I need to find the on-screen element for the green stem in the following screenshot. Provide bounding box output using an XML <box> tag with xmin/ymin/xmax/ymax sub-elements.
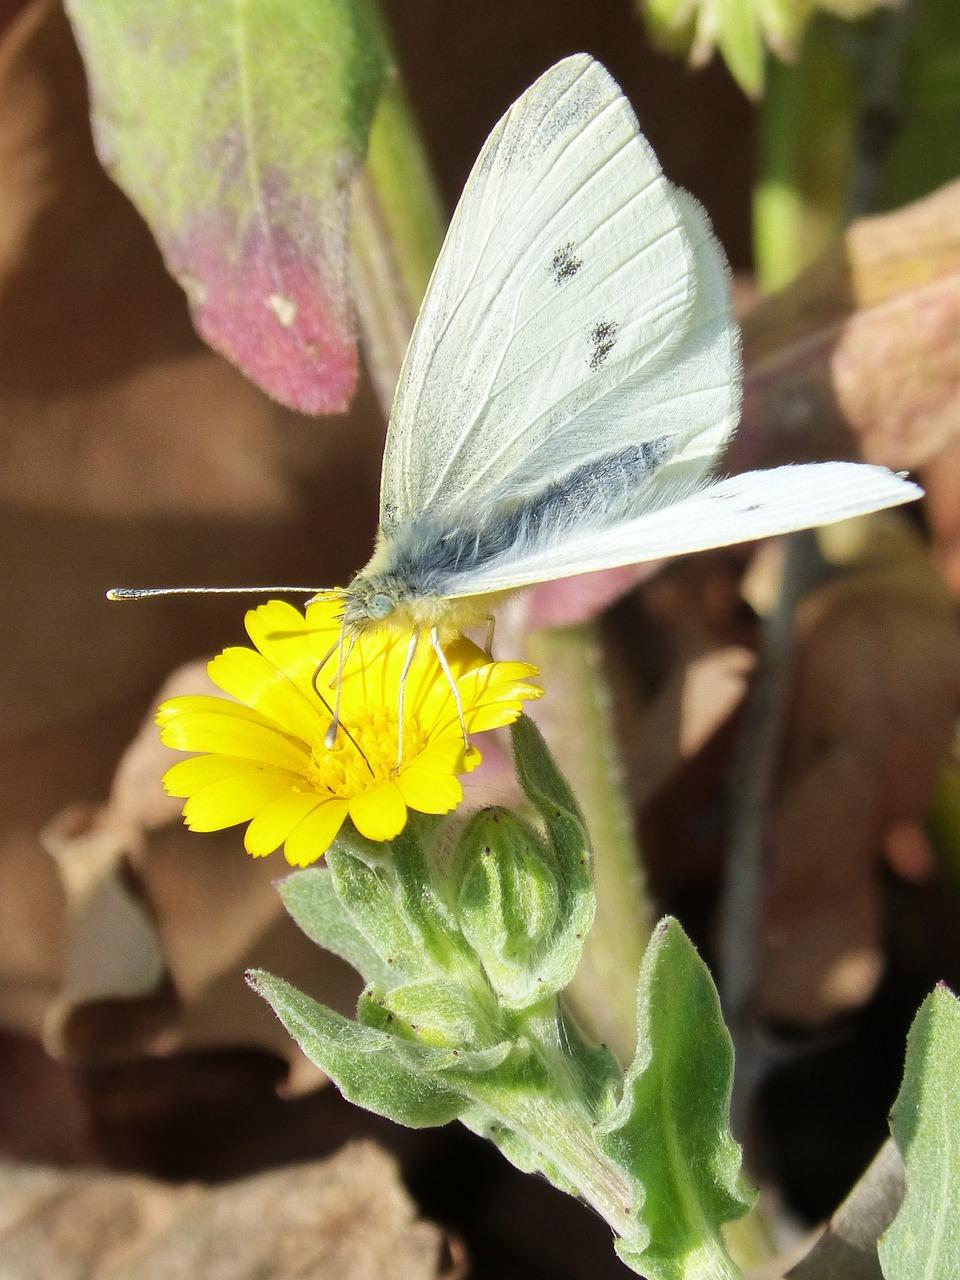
<box><xmin>753</xmin><ymin>20</ymin><xmax>858</xmax><ymax>291</ymax></box>
<box><xmin>467</xmin><ymin>1036</ymin><xmax>635</xmax><ymax>1239</ymax></box>
<box><xmin>350</xmin><ymin>75</ymin><xmax>445</xmax><ymax>417</ymax></box>
<box><xmin>526</xmin><ymin>624</ymin><xmax>654</xmax><ymax>1066</ymax></box>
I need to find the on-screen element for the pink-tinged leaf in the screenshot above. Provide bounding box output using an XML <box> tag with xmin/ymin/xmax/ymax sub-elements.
<box><xmin>524</xmin><ymin>566</ymin><xmax>658</xmax><ymax>629</ymax></box>
<box><xmin>64</xmin><ymin>0</ymin><xmax>390</xmax><ymax>414</ymax></box>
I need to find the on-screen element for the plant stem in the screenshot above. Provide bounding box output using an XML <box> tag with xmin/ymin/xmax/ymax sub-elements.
<box><xmin>753</xmin><ymin>19</ymin><xmax>858</xmax><ymax>290</ymax></box>
<box><xmin>526</xmin><ymin>624</ymin><xmax>654</xmax><ymax>1066</ymax></box>
<box><xmin>350</xmin><ymin>76</ymin><xmax>445</xmax><ymax>417</ymax></box>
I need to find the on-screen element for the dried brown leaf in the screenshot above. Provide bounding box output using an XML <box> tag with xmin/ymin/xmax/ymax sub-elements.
<box><xmin>606</xmin><ymin>554</ymin><xmax>758</xmax><ymax>812</ymax></box>
<box><xmin>759</xmin><ymin>520</ymin><xmax>960</xmax><ymax>1023</ymax></box>
<box><xmin>0</xmin><ymin>1142</ymin><xmax>465</xmax><ymax>1279</ymax></box>
<box><xmin>730</xmin><ymin>181</ymin><xmax>960</xmax><ymax>477</ymax></box>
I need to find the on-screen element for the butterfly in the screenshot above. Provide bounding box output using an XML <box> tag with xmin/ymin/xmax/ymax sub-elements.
<box><xmin>113</xmin><ymin>55</ymin><xmax>920</xmax><ymax>654</ymax></box>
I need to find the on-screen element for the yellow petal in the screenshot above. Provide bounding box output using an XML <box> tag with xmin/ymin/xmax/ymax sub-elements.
<box><xmin>243</xmin><ymin>791</ymin><xmax>326</xmax><ymax>857</ymax></box>
<box><xmin>466</xmin><ymin>703</ymin><xmax>525</xmax><ymax>733</ymax></box>
<box><xmin>283</xmin><ymin>798</ymin><xmax>350</xmax><ymax>867</ymax></box>
<box><xmin>245</xmin><ymin>599</ymin><xmax>342</xmax><ymax>702</ymax></box>
<box><xmin>163</xmin><ymin>753</ymin><xmax>263</xmax><ymax>794</ymax></box>
<box><xmin>349</xmin><ymin>781</ymin><xmax>408</xmax><ymax>842</ymax></box>
<box><xmin>182</xmin><ymin>771</ymin><xmax>297</xmax><ymax>831</ymax></box>
<box><xmin>412</xmin><ymin>736</ymin><xmax>471</xmax><ymax>774</ymax></box>
<box><xmin>459</xmin><ymin>662</ymin><xmax>541</xmax><ymax>706</ymax></box>
<box><xmin>159</xmin><ymin>708</ymin><xmax>310</xmax><ymax>773</ymax></box>
<box><xmin>208</xmin><ymin>646</ymin><xmax>326</xmax><ymax>745</ymax></box>
<box><xmin>158</xmin><ymin>694</ymin><xmax>275</xmax><ymax>728</ymax></box>
<box><xmin>397</xmin><ymin>766</ymin><xmax>463</xmax><ymax>814</ymax></box>
<box><xmin>444</xmin><ymin>635</ymin><xmax>489</xmax><ymax>672</ymax></box>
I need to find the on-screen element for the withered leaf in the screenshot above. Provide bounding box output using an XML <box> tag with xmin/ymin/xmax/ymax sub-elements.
<box><xmin>0</xmin><ymin>1142</ymin><xmax>465</xmax><ymax>1279</ymax></box>
<box><xmin>730</xmin><ymin>180</ymin><xmax>960</xmax><ymax>477</ymax></box>
<box><xmin>759</xmin><ymin>519</ymin><xmax>960</xmax><ymax>1024</ymax></box>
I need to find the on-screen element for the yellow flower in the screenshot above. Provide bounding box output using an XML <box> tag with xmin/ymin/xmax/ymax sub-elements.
<box><xmin>157</xmin><ymin>598</ymin><xmax>542</xmax><ymax>868</ymax></box>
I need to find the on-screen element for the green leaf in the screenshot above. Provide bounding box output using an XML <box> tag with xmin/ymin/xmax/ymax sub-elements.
<box><xmin>277</xmin><ymin>867</ymin><xmax>394</xmax><ymax>988</ymax></box>
<box><xmin>598</xmin><ymin>919</ymin><xmax>754</xmax><ymax>1280</ymax></box>
<box><xmin>64</xmin><ymin>0</ymin><xmax>390</xmax><ymax>412</ymax></box>
<box><xmin>459</xmin><ymin>1104</ymin><xmax>584</xmax><ymax>1199</ymax></box>
<box><xmin>249</xmin><ymin>970</ymin><xmax>466</xmax><ymax>1128</ymax></box>
<box><xmin>388</xmin><ymin>819</ymin><xmax>477</xmax><ymax>972</ymax></box>
<box><xmin>325</xmin><ymin>843</ymin><xmax>425</xmax><ymax>982</ymax></box>
<box><xmin>554</xmin><ymin>1007</ymin><xmax>623</xmax><ymax>1123</ymax></box>
<box><xmin>716</xmin><ymin>0</ymin><xmax>766</xmax><ymax>98</ymax></box>
<box><xmin>878</xmin><ymin>985</ymin><xmax>960</xmax><ymax>1280</ymax></box>
<box><xmin>524</xmin><ymin>623</ymin><xmax>654</xmax><ymax>1069</ymax></box>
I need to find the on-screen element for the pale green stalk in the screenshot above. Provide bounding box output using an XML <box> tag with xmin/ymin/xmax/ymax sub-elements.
<box><xmin>527</xmin><ymin>625</ymin><xmax>654</xmax><ymax>1066</ymax></box>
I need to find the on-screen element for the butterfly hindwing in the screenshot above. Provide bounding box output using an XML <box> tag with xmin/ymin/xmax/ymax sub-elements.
<box><xmin>432</xmin><ymin>464</ymin><xmax>922</xmax><ymax>598</ymax></box>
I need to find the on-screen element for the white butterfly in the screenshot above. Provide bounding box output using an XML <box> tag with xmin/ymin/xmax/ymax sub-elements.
<box><xmin>336</xmin><ymin>54</ymin><xmax>919</xmax><ymax>635</ymax></box>
<box><xmin>113</xmin><ymin>55</ymin><xmax>920</xmax><ymax>641</ymax></box>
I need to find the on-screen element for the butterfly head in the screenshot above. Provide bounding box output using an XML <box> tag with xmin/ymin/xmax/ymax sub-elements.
<box><xmin>340</xmin><ymin>565</ymin><xmax>494</xmax><ymax>640</ymax></box>
<box><xmin>339</xmin><ymin>571</ymin><xmax>407</xmax><ymax>636</ymax></box>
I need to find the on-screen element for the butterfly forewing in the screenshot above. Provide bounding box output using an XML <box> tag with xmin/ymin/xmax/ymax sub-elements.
<box><xmin>380</xmin><ymin>55</ymin><xmax>725</xmax><ymax>533</ymax></box>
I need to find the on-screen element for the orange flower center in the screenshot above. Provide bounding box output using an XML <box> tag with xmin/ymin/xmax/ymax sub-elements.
<box><xmin>305</xmin><ymin>706</ymin><xmax>426</xmax><ymax>797</ymax></box>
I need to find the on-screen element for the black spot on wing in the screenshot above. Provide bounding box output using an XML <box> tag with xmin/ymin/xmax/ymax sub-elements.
<box><xmin>588</xmin><ymin>320</ymin><xmax>619</xmax><ymax>371</ymax></box>
<box><xmin>551</xmin><ymin>243</ymin><xmax>582</xmax><ymax>285</ymax></box>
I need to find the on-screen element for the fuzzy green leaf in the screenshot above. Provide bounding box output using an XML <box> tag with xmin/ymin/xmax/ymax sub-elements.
<box><xmin>325</xmin><ymin>843</ymin><xmax>425</xmax><ymax>982</ymax></box>
<box><xmin>249</xmin><ymin>970</ymin><xmax>466</xmax><ymax>1127</ymax></box>
<box><xmin>277</xmin><ymin>867</ymin><xmax>394</xmax><ymax>988</ymax></box>
<box><xmin>388</xmin><ymin>820</ymin><xmax>478</xmax><ymax>973</ymax></box>
<box><xmin>459</xmin><ymin>1104</ymin><xmax>583</xmax><ymax>1199</ymax></box>
<box><xmin>878</xmin><ymin>985</ymin><xmax>960</xmax><ymax>1280</ymax></box>
<box><xmin>356</xmin><ymin>986</ymin><xmax>513</xmax><ymax>1076</ymax></box>
<box><xmin>598</xmin><ymin>919</ymin><xmax>754</xmax><ymax>1280</ymax></box>
<box><xmin>64</xmin><ymin>0</ymin><xmax>390</xmax><ymax>412</ymax></box>
<box><xmin>335</xmin><ymin>822</ymin><xmax>472</xmax><ymax>976</ymax></box>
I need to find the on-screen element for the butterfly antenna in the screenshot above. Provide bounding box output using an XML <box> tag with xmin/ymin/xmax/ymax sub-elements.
<box><xmin>107</xmin><ymin>586</ymin><xmax>321</xmax><ymax>601</ymax></box>
<box><xmin>430</xmin><ymin>627</ymin><xmax>469</xmax><ymax>752</ymax></box>
<box><xmin>396</xmin><ymin>630</ymin><xmax>420</xmax><ymax>768</ymax></box>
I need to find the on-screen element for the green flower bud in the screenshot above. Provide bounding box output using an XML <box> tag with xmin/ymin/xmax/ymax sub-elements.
<box><xmin>367</xmin><ymin>976</ymin><xmax>501</xmax><ymax>1051</ymax></box>
<box><xmin>450</xmin><ymin>808</ymin><xmax>570</xmax><ymax>1008</ymax></box>
<box><xmin>636</xmin><ymin>0</ymin><xmax>890</xmax><ymax>95</ymax></box>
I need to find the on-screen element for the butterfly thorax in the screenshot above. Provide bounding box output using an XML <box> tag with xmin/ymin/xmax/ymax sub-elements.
<box><xmin>341</xmin><ymin>561</ymin><xmax>500</xmax><ymax>639</ymax></box>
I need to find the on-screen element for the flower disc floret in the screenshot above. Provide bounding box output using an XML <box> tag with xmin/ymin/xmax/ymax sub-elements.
<box><xmin>158</xmin><ymin>598</ymin><xmax>542</xmax><ymax>867</ymax></box>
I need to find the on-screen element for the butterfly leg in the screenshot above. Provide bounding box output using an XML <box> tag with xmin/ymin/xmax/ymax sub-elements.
<box><xmin>482</xmin><ymin>613</ymin><xmax>496</xmax><ymax>657</ymax></box>
<box><xmin>311</xmin><ymin>639</ymin><xmax>340</xmax><ymax>745</ymax></box>
<box><xmin>430</xmin><ymin>627</ymin><xmax>469</xmax><ymax>750</ymax></box>
<box><xmin>396</xmin><ymin>629</ymin><xmax>420</xmax><ymax>767</ymax></box>
<box><xmin>324</xmin><ymin>618</ymin><xmax>354</xmax><ymax>749</ymax></box>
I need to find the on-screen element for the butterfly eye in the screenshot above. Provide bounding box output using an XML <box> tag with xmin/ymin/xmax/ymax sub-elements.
<box><xmin>367</xmin><ymin>592</ymin><xmax>395</xmax><ymax>621</ymax></box>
